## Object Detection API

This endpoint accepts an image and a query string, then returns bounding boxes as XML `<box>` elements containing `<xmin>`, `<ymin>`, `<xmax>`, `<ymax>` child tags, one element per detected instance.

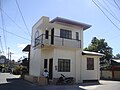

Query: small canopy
<box><xmin>22</xmin><ymin>45</ymin><xmax>31</xmax><ymax>52</ymax></box>
<box><xmin>82</xmin><ymin>51</ymin><xmax>104</xmax><ymax>56</ymax></box>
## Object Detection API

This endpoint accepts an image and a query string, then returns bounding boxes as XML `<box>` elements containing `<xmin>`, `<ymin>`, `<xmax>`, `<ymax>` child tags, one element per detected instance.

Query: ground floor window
<box><xmin>44</xmin><ymin>59</ymin><xmax>48</xmax><ymax>68</ymax></box>
<box><xmin>58</xmin><ymin>59</ymin><xmax>70</xmax><ymax>72</ymax></box>
<box><xmin>87</xmin><ymin>58</ymin><xmax>94</xmax><ymax>70</ymax></box>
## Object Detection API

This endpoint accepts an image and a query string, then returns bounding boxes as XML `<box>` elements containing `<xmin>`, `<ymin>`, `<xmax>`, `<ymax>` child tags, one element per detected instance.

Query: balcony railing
<box><xmin>34</xmin><ymin>34</ymin><xmax>81</xmax><ymax>48</ymax></box>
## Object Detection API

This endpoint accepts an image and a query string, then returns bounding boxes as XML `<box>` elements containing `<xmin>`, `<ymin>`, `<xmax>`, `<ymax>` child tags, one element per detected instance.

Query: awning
<box><xmin>22</xmin><ymin>45</ymin><xmax>31</xmax><ymax>52</ymax></box>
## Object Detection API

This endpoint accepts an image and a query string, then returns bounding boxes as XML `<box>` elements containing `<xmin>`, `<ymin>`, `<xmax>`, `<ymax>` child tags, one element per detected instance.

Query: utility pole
<box><xmin>8</xmin><ymin>47</ymin><xmax>10</xmax><ymax>60</ymax></box>
<box><xmin>10</xmin><ymin>52</ymin><xmax>14</xmax><ymax>61</ymax></box>
<box><xmin>7</xmin><ymin>47</ymin><xmax>14</xmax><ymax>71</ymax></box>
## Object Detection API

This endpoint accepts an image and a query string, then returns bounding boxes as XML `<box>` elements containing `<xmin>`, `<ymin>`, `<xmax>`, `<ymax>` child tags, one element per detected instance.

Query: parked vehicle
<box><xmin>56</xmin><ymin>74</ymin><xmax>74</xmax><ymax>85</ymax></box>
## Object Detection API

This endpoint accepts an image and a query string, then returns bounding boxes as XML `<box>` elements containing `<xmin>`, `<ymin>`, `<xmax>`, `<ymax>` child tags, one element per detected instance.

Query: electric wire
<box><xmin>114</xmin><ymin>0</ymin><xmax>120</xmax><ymax>10</ymax></box>
<box><xmin>102</xmin><ymin>0</ymin><xmax>119</xmax><ymax>19</ymax></box>
<box><xmin>0</xmin><ymin>8</ymin><xmax>29</xmax><ymax>36</ymax></box>
<box><xmin>15</xmin><ymin>0</ymin><xmax>31</xmax><ymax>36</ymax></box>
<box><xmin>96</xmin><ymin>0</ymin><xmax>120</xmax><ymax>23</ymax></box>
<box><xmin>0</xmin><ymin>27</ymin><xmax>30</xmax><ymax>41</ymax></box>
<box><xmin>0</xmin><ymin>36</ymin><xmax>4</xmax><ymax>53</ymax></box>
<box><xmin>106</xmin><ymin>0</ymin><xmax>118</xmax><ymax>10</ymax></box>
<box><xmin>92</xmin><ymin>0</ymin><xmax>120</xmax><ymax>32</ymax></box>
<box><xmin>0</xmin><ymin>0</ymin><xmax>7</xmax><ymax>54</ymax></box>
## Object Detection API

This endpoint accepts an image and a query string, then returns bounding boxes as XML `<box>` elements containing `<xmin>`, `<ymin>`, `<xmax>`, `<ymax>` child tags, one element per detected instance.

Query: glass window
<box><xmin>60</xmin><ymin>29</ymin><xmax>72</xmax><ymax>39</ymax></box>
<box><xmin>87</xmin><ymin>58</ymin><xmax>94</xmax><ymax>70</ymax></box>
<box><xmin>34</xmin><ymin>30</ymin><xmax>40</xmax><ymax>46</ymax></box>
<box><xmin>44</xmin><ymin>59</ymin><xmax>48</xmax><ymax>68</ymax></box>
<box><xmin>58</xmin><ymin>59</ymin><xmax>70</xmax><ymax>72</ymax></box>
<box><xmin>76</xmin><ymin>32</ymin><xmax>79</xmax><ymax>40</ymax></box>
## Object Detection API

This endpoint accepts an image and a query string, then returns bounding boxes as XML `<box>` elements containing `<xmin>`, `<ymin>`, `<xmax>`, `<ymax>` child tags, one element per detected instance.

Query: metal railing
<box><xmin>34</xmin><ymin>34</ymin><xmax>81</xmax><ymax>48</ymax></box>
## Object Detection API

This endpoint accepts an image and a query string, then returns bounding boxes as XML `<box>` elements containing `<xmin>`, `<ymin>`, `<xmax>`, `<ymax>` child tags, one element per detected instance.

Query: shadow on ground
<box><xmin>0</xmin><ymin>78</ymin><xmax>41</xmax><ymax>90</ymax></box>
<box><xmin>0</xmin><ymin>78</ymin><xmax>85</xmax><ymax>90</ymax></box>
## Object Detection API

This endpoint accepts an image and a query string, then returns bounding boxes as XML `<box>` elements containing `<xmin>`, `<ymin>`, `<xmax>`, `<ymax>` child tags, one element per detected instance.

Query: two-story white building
<box><xmin>29</xmin><ymin>16</ymin><xmax>103</xmax><ymax>83</ymax></box>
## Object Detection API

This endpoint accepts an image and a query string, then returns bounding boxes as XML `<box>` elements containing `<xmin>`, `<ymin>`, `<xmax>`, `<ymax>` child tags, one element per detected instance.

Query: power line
<box><xmin>0</xmin><ymin>36</ymin><xmax>4</xmax><ymax>53</ymax></box>
<box><xmin>106</xmin><ymin>0</ymin><xmax>118</xmax><ymax>10</ymax></box>
<box><xmin>92</xmin><ymin>0</ymin><xmax>120</xmax><ymax>32</ymax></box>
<box><xmin>96</xmin><ymin>0</ymin><xmax>120</xmax><ymax>23</ymax></box>
<box><xmin>15</xmin><ymin>0</ymin><xmax>31</xmax><ymax>36</ymax></box>
<box><xmin>0</xmin><ymin>27</ymin><xmax>30</xmax><ymax>41</ymax></box>
<box><xmin>102</xmin><ymin>0</ymin><xmax>118</xmax><ymax>18</ymax></box>
<box><xmin>0</xmin><ymin>0</ymin><xmax>7</xmax><ymax>53</ymax></box>
<box><xmin>114</xmin><ymin>0</ymin><xmax>120</xmax><ymax>10</ymax></box>
<box><xmin>0</xmin><ymin>8</ymin><xmax>30</xmax><ymax>36</ymax></box>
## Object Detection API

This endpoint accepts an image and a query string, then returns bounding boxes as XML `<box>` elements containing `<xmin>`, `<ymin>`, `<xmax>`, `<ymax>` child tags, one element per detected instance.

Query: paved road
<box><xmin>0</xmin><ymin>73</ymin><xmax>120</xmax><ymax>90</ymax></box>
<box><xmin>0</xmin><ymin>73</ymin><xmax>81</xmax><ymax>90</ymax></box>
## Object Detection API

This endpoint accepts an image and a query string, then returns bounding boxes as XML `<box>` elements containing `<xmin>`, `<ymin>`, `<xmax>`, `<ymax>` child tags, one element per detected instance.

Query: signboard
<box><xmin>0</xmin><ymin>55</ymin><xmax>6</xmax><ymax>64</ymax></box>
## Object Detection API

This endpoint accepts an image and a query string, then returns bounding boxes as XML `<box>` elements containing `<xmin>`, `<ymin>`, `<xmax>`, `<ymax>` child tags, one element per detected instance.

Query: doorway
<box><xmin>49</xmin><ymin>58</ymin><xmax>53</xmax><ymax>79</ymax></box>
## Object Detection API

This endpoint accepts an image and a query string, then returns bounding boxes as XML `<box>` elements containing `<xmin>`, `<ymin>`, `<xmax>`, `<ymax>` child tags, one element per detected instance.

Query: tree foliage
<box><xmin>114</xmin><ymin>53</ymin><xmax>120</xmax><ymax>59</ymax></box>
<box><xmin>84</xmin><ymin>37</ymin><xmax>113</xmax><ymax>63</ymax></box>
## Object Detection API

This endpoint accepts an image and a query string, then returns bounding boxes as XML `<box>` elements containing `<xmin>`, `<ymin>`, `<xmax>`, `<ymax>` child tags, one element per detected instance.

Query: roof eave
<box><xmin>50</xmin><ymin>17</ymin><xmax>91</xmax><ymax>30</ymax></box>
<box><xmin>82</xmin><ymin>51</ymin><xmax>104</xmax><ymax>56</ymax></box>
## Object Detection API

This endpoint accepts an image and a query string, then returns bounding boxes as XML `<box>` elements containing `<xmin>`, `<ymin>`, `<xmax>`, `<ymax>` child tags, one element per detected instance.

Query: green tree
<box><xmin>114</xmin><ymin>53</ymin><xmax>120</xmax><ymax>59</ymax></box>
<box><xmin>84</xmin><ymin>37</ymin><xmax>113</xmax><ymax>65</ymax></box>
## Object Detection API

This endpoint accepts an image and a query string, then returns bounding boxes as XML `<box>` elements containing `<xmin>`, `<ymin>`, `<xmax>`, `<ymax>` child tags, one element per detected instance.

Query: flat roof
<box><xmin>50</xmin><ymin>17</ymin><xmax>91</xmax><ymax>30</ymax></box>
<box><xmin>82</xmin><ymin>51</ymin><xmax>104</xmax><ymax>56</ymax></box>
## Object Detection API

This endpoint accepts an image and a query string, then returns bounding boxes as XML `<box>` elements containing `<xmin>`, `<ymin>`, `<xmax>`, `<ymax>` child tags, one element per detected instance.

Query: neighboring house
<box><xmin>29</xmin><ymin>16</ymin><xmax>103</xmax><ymax>83</ymax></box>
<box><xmin>101</xmin><ymin>59</ymin><xmax>120</xmax><ymax>80</ymax></box>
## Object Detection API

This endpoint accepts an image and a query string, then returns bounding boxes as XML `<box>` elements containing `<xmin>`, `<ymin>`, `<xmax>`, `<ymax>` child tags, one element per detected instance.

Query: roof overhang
<box><xmin>50</xmin><ymin>17</ymin><xmax>91</xmax><ymax>30</ymax></box>
<box><xmin>112</xmin><ymin>59</ymin><xmax>120</xmax><ymax>63</ymax></box>
<box><xmin>82</xmin><ymin>51</ymin><xmax>104</xmax><ymax>56</ymax></box>
<box><xmin>22</xmin><ymin>45</ymin><xmax>31</xmax><ymax>52</ymax></box>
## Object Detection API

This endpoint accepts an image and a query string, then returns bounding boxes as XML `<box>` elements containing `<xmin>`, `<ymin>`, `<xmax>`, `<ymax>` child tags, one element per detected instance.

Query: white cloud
<box><xmin>5</xmin><ymin>44</ymin><xmax>28</xmax><ymax>61</ymax></box>
<box><xmin>17</xmin><ymin>43</ymin><xmax>28</xmax><ymax>49</ymax></box>
<box><xmin>11</xmin><ymin>53</ymin><xmax>28</xmax><ymax>61</ymax></box>
<box><xmin>12</xmin><ymin>53</ymin><xmax>22</xmax><ymax>61</ymax></box>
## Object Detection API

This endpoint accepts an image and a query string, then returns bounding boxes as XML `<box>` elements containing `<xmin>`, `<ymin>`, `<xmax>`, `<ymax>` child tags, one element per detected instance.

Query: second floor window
<box><xmin>76</xmin><ymin>32</ymin><xmax>79</xmax><ymax>40</ymax></box>
<box><xmin>60</xmin><ymin>29</ymin><xmax>72</xmax><ymax>39</ymax></box>
<box><xmin>34</xmin><ymin>30</ymin><xmax>40</xmax><ymax>46</ymax></box>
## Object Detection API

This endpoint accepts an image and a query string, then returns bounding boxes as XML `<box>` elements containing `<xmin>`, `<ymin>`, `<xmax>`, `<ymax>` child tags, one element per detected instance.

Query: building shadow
<box><xmin>0</xmin><ymin>78</ymin><xmax>24</xmax><ymax>90</ymax></box>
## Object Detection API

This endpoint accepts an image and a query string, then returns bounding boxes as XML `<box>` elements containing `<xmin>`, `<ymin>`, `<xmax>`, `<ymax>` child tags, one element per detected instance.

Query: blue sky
<box><xmin>0</xmin><ymin>0</ymin><xmax>120</xmax><ymax>61</ymax></box>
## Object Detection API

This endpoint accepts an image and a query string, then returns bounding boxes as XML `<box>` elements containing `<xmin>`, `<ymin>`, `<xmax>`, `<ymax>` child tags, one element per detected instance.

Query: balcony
<box><xmin>34</xmin><ymin>34</ymin><xmax>81</xmax><ymax>48</ymax></box>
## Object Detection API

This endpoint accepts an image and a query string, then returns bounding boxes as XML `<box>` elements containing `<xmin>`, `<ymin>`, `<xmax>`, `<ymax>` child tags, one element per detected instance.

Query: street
<box><xmin>0</xmin><ymin>73</ymin><xmax>120</xmax><ymax>90</ymax></box>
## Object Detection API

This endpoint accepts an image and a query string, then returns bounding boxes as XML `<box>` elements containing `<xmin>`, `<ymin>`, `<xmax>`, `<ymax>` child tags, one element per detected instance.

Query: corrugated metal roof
<box><xmin>82</xmin><ymin>51</ymin><xmax>104</xmax><ymax>56</ymax></box>
<box><xmin>112</xmin><ymin>59</ymin><xmax>120</xmax><ymax>63</ymax></box>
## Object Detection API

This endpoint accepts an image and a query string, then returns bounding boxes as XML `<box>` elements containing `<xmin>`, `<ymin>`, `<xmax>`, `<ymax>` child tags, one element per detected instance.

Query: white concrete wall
<box><xmin>40</xmin><ymin>49</ymin><xmax>54</xmax><ymax>75</ymax></box>
<box><xmin>29</xmin><ymin>48</ymin><xmax>41</xmax><ymax>76</ymax></box>
<box><xmin>51</xmin><ymin>47</ymin><xmax>82</xmax><ymax>83</ymax></box>
<box><xmin>75</xmin><ymin>50</ymin><xmax>82</xmax><ymax>82</ymax></box>
<box><xmin>81</xmin><ymin>55</ymin><xmax>100</xmax><ymax>81</ymax></box>
<box><xmin>30</xmin><ymin>16</ymin><xmax>50</xmax><ymax>76</ymax></box>
<box><xmin>101</xmin><ymin>71</ymin><xmax>112</xmax><ymax>79</ymax></box>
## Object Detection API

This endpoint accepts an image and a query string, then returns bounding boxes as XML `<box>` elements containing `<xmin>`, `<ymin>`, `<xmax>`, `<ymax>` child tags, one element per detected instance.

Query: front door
<box><xmin>49</xmin><ymin>58</ymin><xmax>53</xmax><ymax>79</ymax></box>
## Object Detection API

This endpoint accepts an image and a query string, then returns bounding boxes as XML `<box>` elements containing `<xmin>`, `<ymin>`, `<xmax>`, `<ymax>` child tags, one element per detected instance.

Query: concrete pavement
<box><xmin>0</xmin><ymin>73</ymin><xmax>120</xmax><ymax>90</ymax></box>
